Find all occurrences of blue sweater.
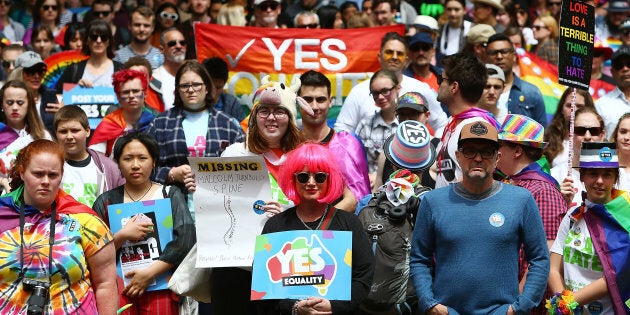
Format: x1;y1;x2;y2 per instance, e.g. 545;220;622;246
409;182;549;315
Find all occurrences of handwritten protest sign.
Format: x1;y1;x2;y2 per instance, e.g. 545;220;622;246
190;156;272;268
558;0;595;89
107;199;173;291
195;24;404;108
251;230;352;301
62;83;118;128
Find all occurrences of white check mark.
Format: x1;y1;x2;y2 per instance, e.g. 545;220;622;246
226;39;256;68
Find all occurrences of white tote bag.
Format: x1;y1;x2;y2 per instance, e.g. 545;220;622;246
168;244;212;303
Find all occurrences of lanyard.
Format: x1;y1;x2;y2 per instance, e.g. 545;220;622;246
19;201;56;281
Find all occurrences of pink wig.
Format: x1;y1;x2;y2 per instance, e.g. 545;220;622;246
279;143;345;205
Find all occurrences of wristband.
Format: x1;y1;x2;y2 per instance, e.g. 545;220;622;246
545;290;580;315
292;300;299;315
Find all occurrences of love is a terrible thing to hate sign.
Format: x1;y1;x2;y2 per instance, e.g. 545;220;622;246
558;0;595;90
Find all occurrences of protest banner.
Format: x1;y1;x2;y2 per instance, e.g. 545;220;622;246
558;0;595;90
190;156;272;268
107;198;173;291
62;83;118;127
195;24;404;109
251;230;352;301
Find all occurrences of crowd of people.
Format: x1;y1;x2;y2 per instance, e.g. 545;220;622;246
0;0;629;314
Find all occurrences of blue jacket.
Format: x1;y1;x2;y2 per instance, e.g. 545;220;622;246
507;75;547;126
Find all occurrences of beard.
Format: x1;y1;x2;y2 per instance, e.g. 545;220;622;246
169;54;185;63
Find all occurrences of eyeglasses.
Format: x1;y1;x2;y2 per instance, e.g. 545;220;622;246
178;82;204;92
89;34;110;42
458;147;496;159
120;89;144;99
532;25;547;31
302;96;328;104
437;75;451;85
296;23;319;28
295;172;328;184
0;0;11;6
93;10;111;17
257;1;279;10
370;86;396;99
167;40;186;47
574;126;602;136
487;48;514;57
410;43;433;52
1;60;13;68
382;49;406;61
612;59;630;70
547;1;562;6
42;4;58;11
24;66;47;76
159;11;179;21
257;108;288;119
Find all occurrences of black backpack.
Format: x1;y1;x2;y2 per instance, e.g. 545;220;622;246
357;185;430;314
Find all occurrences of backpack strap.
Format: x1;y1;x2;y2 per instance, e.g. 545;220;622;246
318;205;337;230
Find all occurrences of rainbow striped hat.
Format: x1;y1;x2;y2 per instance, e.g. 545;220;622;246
498;114;547;148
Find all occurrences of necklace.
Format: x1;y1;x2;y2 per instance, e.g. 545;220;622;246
296;205;329;230
125;182;153;202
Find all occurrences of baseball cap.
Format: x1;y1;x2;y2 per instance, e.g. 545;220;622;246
396;92;428;113
486;64;505;82
612;46;630;63
408;32;433;47
466;24;496;45
458;121;499;147
14;51;46;69
607;0;629;12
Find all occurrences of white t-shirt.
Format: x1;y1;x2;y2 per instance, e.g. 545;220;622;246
153;66;176;111
61;157;100;207
550;205;613;314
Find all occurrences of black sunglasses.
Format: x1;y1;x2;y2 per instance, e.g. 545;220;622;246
93;10;111;17
42;4;57;10
24;66;47;76
258;1;279;10
295;172;328;184
1;60;12;68
89;34;110;41
167;40;186;47
573;126;602;136
297;23;319;28
410;42;433;52
612;59;630;70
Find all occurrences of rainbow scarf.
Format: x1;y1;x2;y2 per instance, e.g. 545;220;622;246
573;190;630;314
88;107;156;156
0;185;97;234
0;122;18;151
508;158;559;187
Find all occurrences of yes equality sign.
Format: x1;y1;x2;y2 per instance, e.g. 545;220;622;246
251;230;352;301
558;0;595;90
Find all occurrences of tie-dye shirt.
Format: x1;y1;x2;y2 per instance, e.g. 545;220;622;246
0;189;113;315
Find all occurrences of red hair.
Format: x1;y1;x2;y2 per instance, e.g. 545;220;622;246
9;139;65;190
278;143;344;205
112;69;148;95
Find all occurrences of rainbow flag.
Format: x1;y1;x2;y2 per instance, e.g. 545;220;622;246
583;190;630;314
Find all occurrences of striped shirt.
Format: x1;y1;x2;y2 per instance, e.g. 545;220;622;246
114;45;164;69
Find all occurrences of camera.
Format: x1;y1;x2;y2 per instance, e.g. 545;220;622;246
22;278;50;315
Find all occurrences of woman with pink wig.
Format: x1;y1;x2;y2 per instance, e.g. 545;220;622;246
257;142;374;315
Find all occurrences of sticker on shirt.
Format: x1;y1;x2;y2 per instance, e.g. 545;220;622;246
586;301;604;314
188;136;207;157
489;212;505;227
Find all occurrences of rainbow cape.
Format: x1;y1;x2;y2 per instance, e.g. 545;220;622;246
577;189;630;314
0;122;18;151
0;185;97;233
88;107;156;156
